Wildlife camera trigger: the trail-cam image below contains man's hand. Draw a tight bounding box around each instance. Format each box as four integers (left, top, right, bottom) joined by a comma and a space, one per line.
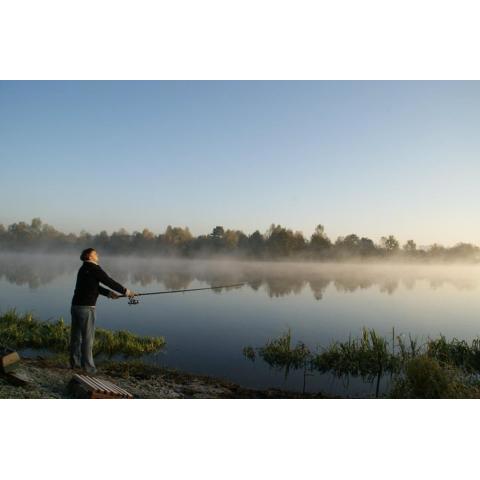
125, 289, 138, 298
108, 291, 120, 299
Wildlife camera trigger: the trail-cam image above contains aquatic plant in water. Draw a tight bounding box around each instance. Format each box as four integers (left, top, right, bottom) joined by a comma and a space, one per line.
0, 309, 165, 357
389, 355, 480, 399
244, 329, 313, 393
243, 327, 480, 398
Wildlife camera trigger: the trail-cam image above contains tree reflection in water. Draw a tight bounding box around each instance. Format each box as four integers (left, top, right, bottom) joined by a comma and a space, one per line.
0, 253, 479, 299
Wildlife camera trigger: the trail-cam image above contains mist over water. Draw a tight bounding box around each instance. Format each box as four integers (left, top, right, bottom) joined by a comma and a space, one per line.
2, 252, 480, 395
3, 252, 480, 296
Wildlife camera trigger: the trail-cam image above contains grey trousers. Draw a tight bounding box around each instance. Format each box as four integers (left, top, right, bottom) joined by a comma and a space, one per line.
70, 305, 97, 374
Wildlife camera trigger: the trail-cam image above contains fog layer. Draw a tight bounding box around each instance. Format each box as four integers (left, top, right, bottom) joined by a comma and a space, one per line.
2, 253, 480, 300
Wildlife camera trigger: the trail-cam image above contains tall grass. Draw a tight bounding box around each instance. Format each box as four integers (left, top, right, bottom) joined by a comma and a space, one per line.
244, 327, 480, 397
313, 328, 400, 397
244, 329, 313, 392
0, 309, 165, 357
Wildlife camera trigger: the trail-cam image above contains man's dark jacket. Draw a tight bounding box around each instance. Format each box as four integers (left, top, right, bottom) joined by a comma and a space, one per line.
72, 261, 127, 306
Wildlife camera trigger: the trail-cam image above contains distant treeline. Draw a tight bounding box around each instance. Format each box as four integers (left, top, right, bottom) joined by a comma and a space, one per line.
1, 218, 479, 262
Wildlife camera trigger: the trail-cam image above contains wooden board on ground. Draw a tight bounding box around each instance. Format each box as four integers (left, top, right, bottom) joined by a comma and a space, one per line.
0, 347, 21, 373
69, 374, 133, 399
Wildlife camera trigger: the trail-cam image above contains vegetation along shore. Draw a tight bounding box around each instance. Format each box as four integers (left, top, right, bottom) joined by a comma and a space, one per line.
0, 310, 326, 399
3, 310, 480, 398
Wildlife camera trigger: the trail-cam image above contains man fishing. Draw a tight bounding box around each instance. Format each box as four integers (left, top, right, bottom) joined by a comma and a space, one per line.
71, 248, 137, 374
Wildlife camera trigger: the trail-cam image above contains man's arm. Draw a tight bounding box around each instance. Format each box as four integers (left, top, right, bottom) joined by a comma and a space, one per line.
91, 265, 127, 295
98, 285, 111, 297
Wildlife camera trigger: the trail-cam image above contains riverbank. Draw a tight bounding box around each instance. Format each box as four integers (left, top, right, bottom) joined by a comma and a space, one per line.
0, 357, 330, 399
0, 309, 328, 398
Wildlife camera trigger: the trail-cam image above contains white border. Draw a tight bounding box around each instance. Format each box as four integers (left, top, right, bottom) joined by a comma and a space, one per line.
1, 399, 478, 479
1, 0, 480, 79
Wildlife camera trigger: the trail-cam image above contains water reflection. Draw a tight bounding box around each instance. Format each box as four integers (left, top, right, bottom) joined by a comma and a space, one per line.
1, 253, 480, 299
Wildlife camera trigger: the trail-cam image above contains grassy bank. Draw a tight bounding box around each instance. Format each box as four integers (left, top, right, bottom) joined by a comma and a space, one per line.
0, 309, 165, 357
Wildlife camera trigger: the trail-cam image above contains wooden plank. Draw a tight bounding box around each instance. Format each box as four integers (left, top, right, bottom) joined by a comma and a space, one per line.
1, 351, 21, 373
87, 377, 131, 398
73, 374, 101, 395
99, 379, 132, 398
79, 375, 107, 394
71, 375, 106, 398
70, 374, 133, 399
88, 377, 116, 395
107, 382, 132, 397
101, 379, 127, 395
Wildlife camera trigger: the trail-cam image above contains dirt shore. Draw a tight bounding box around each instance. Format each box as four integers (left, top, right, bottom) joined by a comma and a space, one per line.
0, 358, 329, 399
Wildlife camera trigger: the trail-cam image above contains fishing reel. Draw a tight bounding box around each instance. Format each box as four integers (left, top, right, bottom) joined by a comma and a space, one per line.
128, 297, 140, 305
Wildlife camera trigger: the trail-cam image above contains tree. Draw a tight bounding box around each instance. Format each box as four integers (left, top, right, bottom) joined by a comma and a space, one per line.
403, 240, 417, 253
334, 234, 362, 257
132, 228, 156, 254
310, 224, 332, 255
381, 235, 400, 253
359, 237, 377, 256
343, 234, 361, 250
211, 226, 225, 239
161, 226, 193, 253
247, 230, 265, 257
94, 230, 110, 250
447, 243, 479, 261
266, 224, 306, 258
222, 230, 240, 250
429, 243, 445, 258
31, 217, 42, 232
110, 228, 131, 253
79, 229, 93, 246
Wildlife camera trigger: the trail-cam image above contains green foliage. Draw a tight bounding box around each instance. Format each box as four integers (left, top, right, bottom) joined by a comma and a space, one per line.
0, 309, 165, 357
389, 356, 480, 399
396, 333, 421, 361
244, 329, 312, 388
309, 224, 332, 255
258, 329, 311, 371
244, 328, 480, 398
426, 335, 480, 372
265, 224, 306, 258
313, 328, 400, 384
1, 217, 480, 262
247, 329, 313, 392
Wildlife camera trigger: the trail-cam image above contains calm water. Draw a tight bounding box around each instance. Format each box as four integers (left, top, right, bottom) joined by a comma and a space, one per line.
2, 253, 480, 396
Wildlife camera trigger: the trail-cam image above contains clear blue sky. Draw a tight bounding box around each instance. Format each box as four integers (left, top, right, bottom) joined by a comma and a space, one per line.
1, 81, 479, 246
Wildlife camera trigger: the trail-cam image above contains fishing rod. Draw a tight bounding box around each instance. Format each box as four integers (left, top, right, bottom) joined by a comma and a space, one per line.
119, 283, 246, 305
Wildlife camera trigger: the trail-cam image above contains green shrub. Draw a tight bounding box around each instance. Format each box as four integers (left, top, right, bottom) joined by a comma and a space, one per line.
390, 355, 480, 399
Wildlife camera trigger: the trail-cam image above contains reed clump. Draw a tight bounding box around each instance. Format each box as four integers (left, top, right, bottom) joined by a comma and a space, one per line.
0, 309, 165, 357
244, 330, 311, 370
244, 327, 480, 398
426, 336, 480, 373
314, 328, 399, 382
244, 329, 313, 392
389, 355, 480, 398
